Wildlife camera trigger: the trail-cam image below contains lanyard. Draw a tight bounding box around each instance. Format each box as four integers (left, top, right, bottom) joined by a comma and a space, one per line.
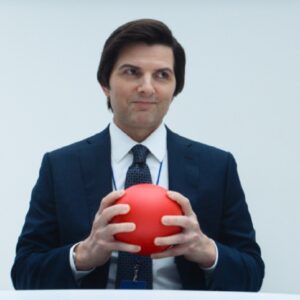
112, 160, 163, 191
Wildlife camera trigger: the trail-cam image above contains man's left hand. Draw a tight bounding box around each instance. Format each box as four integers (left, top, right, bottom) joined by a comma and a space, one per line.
151, 191, 216, 269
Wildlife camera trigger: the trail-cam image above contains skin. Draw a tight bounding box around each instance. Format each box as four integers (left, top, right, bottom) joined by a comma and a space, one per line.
75, 43, 216, 271
152, 191, 216, 268
102, 43, 176, 142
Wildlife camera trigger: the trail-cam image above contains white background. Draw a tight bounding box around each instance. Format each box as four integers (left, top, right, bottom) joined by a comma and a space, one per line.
0, 0, 299, 294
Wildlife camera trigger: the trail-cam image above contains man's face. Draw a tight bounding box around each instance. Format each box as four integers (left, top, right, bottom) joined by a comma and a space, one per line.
102, 43, 176, 139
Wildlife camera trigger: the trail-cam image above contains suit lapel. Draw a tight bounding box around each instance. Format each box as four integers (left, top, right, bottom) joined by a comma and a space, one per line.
79, 126, 113, 226
167, 128, 199, 206
167, 128, 207, 289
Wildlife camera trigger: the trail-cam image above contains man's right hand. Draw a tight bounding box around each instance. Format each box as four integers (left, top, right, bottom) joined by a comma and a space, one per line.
74, 190, 140, 270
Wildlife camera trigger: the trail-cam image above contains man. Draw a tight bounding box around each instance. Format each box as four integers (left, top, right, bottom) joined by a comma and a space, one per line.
11, 19, 264, 291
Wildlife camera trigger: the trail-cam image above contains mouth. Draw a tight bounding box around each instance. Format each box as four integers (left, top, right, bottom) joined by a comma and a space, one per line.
131, 101, 156, 111
132, 99, 157, 104
131, 100, 157, 105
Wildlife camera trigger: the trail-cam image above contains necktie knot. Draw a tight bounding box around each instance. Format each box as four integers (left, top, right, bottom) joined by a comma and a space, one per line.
131, 144, 149, 164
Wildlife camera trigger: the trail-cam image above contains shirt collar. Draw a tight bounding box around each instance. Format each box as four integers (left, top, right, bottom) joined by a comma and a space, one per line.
109, 121, 167, 163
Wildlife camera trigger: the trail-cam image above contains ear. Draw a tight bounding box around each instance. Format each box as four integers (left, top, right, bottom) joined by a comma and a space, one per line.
101, 85, 110, 97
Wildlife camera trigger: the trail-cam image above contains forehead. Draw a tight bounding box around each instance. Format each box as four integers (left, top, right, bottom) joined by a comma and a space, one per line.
113, 43, 174, 70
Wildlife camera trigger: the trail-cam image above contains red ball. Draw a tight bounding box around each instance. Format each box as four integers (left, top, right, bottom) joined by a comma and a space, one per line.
111, 184, 183, 256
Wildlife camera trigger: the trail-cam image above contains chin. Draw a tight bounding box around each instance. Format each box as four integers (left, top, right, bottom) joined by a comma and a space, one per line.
134, 118, 160, 129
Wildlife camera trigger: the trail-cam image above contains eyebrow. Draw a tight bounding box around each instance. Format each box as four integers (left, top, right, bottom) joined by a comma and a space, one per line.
118, 64, 174, 73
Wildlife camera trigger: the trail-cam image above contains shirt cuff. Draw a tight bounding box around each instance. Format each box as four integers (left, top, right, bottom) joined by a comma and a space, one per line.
201, 239, 219, 272
69, 243, 95, 281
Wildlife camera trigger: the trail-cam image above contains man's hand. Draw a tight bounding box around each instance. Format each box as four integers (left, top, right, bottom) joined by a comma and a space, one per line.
151, 191, 216, 268
74, 190, 140, 270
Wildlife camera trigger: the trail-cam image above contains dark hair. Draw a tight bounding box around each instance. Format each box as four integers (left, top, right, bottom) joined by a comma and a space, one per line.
97, 19, 186, 109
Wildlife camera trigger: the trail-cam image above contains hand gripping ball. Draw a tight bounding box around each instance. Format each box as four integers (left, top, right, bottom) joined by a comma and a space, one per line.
111, 184, 183, 256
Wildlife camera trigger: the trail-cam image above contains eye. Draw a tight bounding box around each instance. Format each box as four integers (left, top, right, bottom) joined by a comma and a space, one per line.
123, 67, 139, 76
156, 70, 171, 80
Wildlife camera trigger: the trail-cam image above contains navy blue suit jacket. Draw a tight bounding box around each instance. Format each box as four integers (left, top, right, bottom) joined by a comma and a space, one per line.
11, 126, 264, 290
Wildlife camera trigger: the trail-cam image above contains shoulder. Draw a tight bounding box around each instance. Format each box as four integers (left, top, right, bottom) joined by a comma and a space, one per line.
167, 127, 234, 163
45, 127, 110, 162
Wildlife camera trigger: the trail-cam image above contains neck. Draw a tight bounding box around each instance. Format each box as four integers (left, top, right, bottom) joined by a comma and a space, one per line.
113, 121, 160, 142
126, 129, 154, 142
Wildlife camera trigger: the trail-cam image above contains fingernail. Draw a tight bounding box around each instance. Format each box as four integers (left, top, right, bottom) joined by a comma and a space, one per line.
120, 205, 130, 214
167, 191, 174, 198
161, 216, 168, 225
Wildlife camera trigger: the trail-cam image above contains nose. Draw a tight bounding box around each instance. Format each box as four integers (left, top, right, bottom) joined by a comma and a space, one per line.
137, 75, 155, 97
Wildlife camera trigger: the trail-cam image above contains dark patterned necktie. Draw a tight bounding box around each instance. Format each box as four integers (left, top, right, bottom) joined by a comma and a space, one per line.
115, 144, 153, 289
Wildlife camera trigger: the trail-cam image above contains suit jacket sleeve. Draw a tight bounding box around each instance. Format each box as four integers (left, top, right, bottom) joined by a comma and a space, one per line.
208, 153, 264, 291
11, 153, 108, 289
11, 154, 78, 288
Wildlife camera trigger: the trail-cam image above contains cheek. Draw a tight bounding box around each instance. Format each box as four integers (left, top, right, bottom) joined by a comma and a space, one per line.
113, 84, 134, 101
160, 84, 175, 99
109, 87, 126, 105
160, 89, 174, 106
